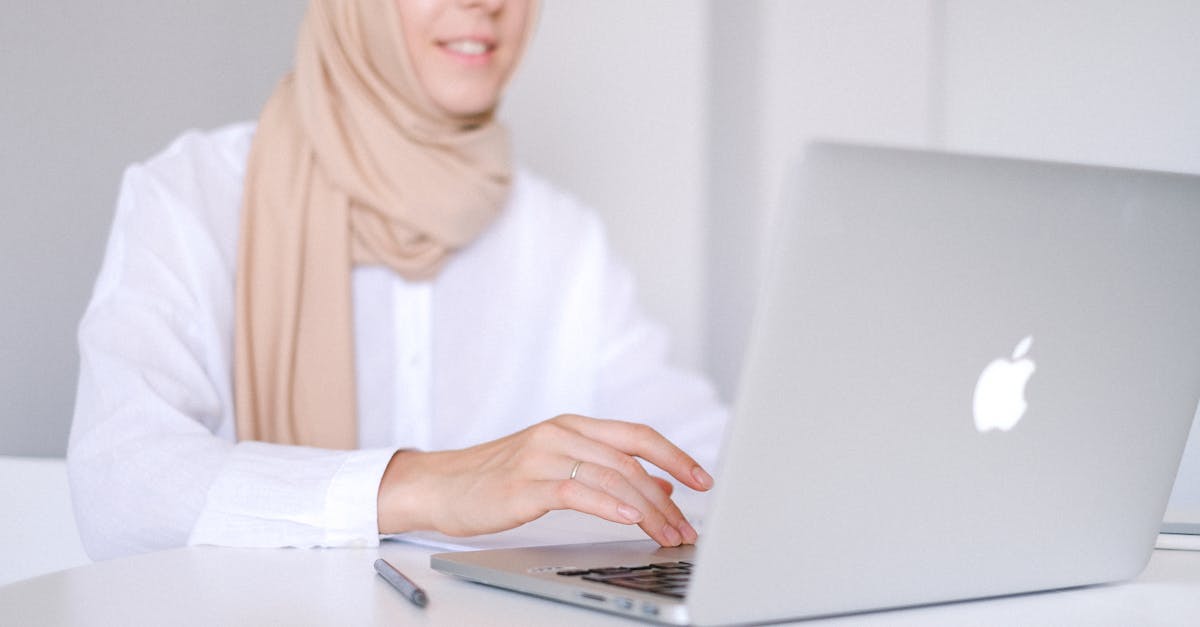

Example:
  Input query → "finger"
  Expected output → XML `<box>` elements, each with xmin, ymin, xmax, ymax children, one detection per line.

<box><xmin>636</xmin><ymin>475</ymin><xmax>697</xmax><ymax>544</ymax></box>
<box><xmin>537</xmin><ymin>478</ymin><xmax>645</xmax><ymax>526</ymax></box>
<box><xmin>569</xmin><ymin>461</ymin><xmax>687</xmax><ymax>547</ymax></box>
<box><xmin>639</xmin><ymin>479</ymin><xmax>697</xmax><ymax>544</ymax></box>
<box><xmin>579</xmin><ymin>449</ymin><xmax>697</xmax><ymax>545</ymax></box>
<box><xmin>553</xmin><ymin>415</ymin><xmax>714</xmax><ymax>492</ymax></box>
<box><xmin>547</xmin><ymin>432</ymin><xmax>697</xmax><ymax>544</ymax></box>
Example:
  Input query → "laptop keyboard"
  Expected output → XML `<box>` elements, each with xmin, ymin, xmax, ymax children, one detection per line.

<box><xmin>555</xmin><ymin>561</ymin><xmax>692</xmax><ymax>598</ymax></box>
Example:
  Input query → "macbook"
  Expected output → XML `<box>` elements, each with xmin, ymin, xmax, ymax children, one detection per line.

<box><xmin>432</xmin><ymin>143</ymin><xmax>1200</xmax><ymax>625</ymax></box>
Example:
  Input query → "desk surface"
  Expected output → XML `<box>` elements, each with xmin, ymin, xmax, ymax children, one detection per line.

<box><xmin>3</xmin><ymin>541</ymin><xmax>1199</xmax><ymax>626</ymax></box>
<box><xmin>0</xmin><ymin>533</ymin><xmax>1195</xmax><ymax>619</ymax></box>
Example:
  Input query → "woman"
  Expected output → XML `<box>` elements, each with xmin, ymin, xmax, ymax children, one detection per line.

<box><xmin>69</xmin><ymin>0</ymin><xmax>726</xmax><ymax>560</ymax></box>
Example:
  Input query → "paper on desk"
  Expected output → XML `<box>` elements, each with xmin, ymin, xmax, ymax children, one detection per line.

<box><xmin>385</xmin><ymin>510</ymin><xmax>644</xmax><ymax>551</ymax></box>
<box><xmin>1156</xmin><ymin>533</ymin><xmax>1200</xmax><ymax>551</ymax></box>
<box><xmin>1159</xmin><ymin>507</ymin><xmax>1200</xmax><ymax>550</ymax></box>
<box><xmin>386</xmin><ymin>491</ymin><xmax>709</xmax><ymax>552</ymax></box>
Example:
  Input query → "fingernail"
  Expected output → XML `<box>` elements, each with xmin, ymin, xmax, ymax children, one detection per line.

<box><xmin>679</xmin><ymin>520</ymin><xmax>699</xmax><ymax>544</ymax></box>
<box><xmin>662</xmin><ymin>524</ymin><xmax>683</xmax><ymax>546</ymax></box>
<box><xmin>618</xmin><ymin>505</ymin><xmax>643</xmax><ymax>523</ymax></box>
<box><xmin>692</xmin><ymin>466</ymin><xmax>713</xmax><ymax>489</ymax></box>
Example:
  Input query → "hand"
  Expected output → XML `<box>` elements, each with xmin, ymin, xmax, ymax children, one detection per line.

<box><xmin>376</xmin><ymin>414</ymin><xmax>713</xmax><ymax>547</ymax></box>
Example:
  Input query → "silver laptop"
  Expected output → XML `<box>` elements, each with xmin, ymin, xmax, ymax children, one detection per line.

<box><xmin>432</xmin><ymin>143</ymin><xmax>1200</xmax><ymax>625</ymax></box>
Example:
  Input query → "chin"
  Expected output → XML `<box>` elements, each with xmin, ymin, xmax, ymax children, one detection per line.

<box><xmin>429</xmin><ymin>85</ymin><xmax>503</xmax><ymax>119</ymax></box>
<box><xmin>443</xmin><ymin>101</ymin><xmax>499</xmax><ymax>119</ymax></box>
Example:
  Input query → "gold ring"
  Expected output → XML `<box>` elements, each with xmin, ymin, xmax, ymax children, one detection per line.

<box><xmin>569</xmin><ymin>460</ymin><xmax>583</xmax><ymax>480</ymax></box>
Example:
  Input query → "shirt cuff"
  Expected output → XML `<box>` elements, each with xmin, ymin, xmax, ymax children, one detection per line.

<box><xmin>187</xmin><ymin>442</ymin><xmax>396</xmax><ymax>549</ymax></box>
<box><xmin>323</xmin><ymin>447</ymin><xmax>397</xmax><ymax>547</ymax></box>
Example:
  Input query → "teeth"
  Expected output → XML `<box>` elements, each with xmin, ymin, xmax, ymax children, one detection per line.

<box><xmin>445</xmin><ymin>40</ymin><xmax>488</xmax><ymax>55</ymax></box>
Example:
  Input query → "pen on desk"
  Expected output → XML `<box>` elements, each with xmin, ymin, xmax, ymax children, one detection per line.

<box><xmin>373</xmin><ymin>558</ymin><xmax>429</xmax><ymax>608</ymax></box>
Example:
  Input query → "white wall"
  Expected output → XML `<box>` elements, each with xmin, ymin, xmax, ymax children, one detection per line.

<box><xmin>941</xmin><ymin>0</ymin><xmax>1200</xmax><ymax>174</ymax></box>
<box><xmin>502</xmin><ymin>1</ymin><xmax>710</xmax><ymax>370</ymax></box>
<box><xmin>707</xmin><ymin>0</ymin><xmax>936</xmax><ymax>399</ymax></box>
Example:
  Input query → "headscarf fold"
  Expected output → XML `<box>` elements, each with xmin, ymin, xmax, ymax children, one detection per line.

<box><xmin>234</xmin><ymin>0</ymin><xmax>530</xmax><ymax>448</ymax></box>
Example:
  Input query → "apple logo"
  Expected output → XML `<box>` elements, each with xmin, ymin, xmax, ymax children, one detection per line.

<box><xmin>973</xmin><ymin>335</ymin><xmax>1037</xmax><ymax>432</ymax></box>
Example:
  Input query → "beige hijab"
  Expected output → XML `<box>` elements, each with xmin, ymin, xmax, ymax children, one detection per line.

<box><xmin>235</xmin><ymin>0</ymin><xmax>531</xmax><ymax>448</ymax></box>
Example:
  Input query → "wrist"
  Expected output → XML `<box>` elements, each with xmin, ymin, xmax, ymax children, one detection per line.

<box><xmin>377</xmin><ymin>449</ymin><xmax>436</xmax><ymax>534</ymax></box>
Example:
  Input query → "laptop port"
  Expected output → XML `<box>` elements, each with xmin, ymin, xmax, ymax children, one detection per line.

<box><xmin>580</xmin><ymin>593</ymin><xmax>605</xmax><ymax>603</ymax></box>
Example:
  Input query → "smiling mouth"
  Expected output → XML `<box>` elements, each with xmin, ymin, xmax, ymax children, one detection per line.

<box><xmin>440</xmin><ymin>39</ymin><xmax>494</xmax><ymax>57</ymax></box>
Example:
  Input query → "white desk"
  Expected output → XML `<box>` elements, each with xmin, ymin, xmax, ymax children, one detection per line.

<box><xmin>3</xmin><ymin>540</ymin><xmax>1200</xmax><ymax>626</ymax></box>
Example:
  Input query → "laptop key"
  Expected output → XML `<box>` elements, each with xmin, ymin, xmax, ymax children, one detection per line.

<box><xmin>582</xmin><ymin>574</ymin><xmax>637</xmax><ymax>583</ymax></box>
<box><xmin>605</xmin><ymin>580</ymin><xmax>661</xmax><ymax>592</ymax></box>
<box><xmin>588</xmin><ymin>567</ymin><xmax>633</xmax><ymax>575</ymax></box>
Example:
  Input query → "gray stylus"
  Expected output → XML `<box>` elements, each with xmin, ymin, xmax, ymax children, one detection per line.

<box><xmin>374</xmin><ymin>558</ymin><xmax>429</xmax><ymax>608</ymax></box>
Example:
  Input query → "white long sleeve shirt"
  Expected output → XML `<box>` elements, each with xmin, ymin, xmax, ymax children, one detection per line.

<box><xmin>68</xmin><ymin>123</ymin><xmax>728</xmax><ymax>561</ymax></box>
